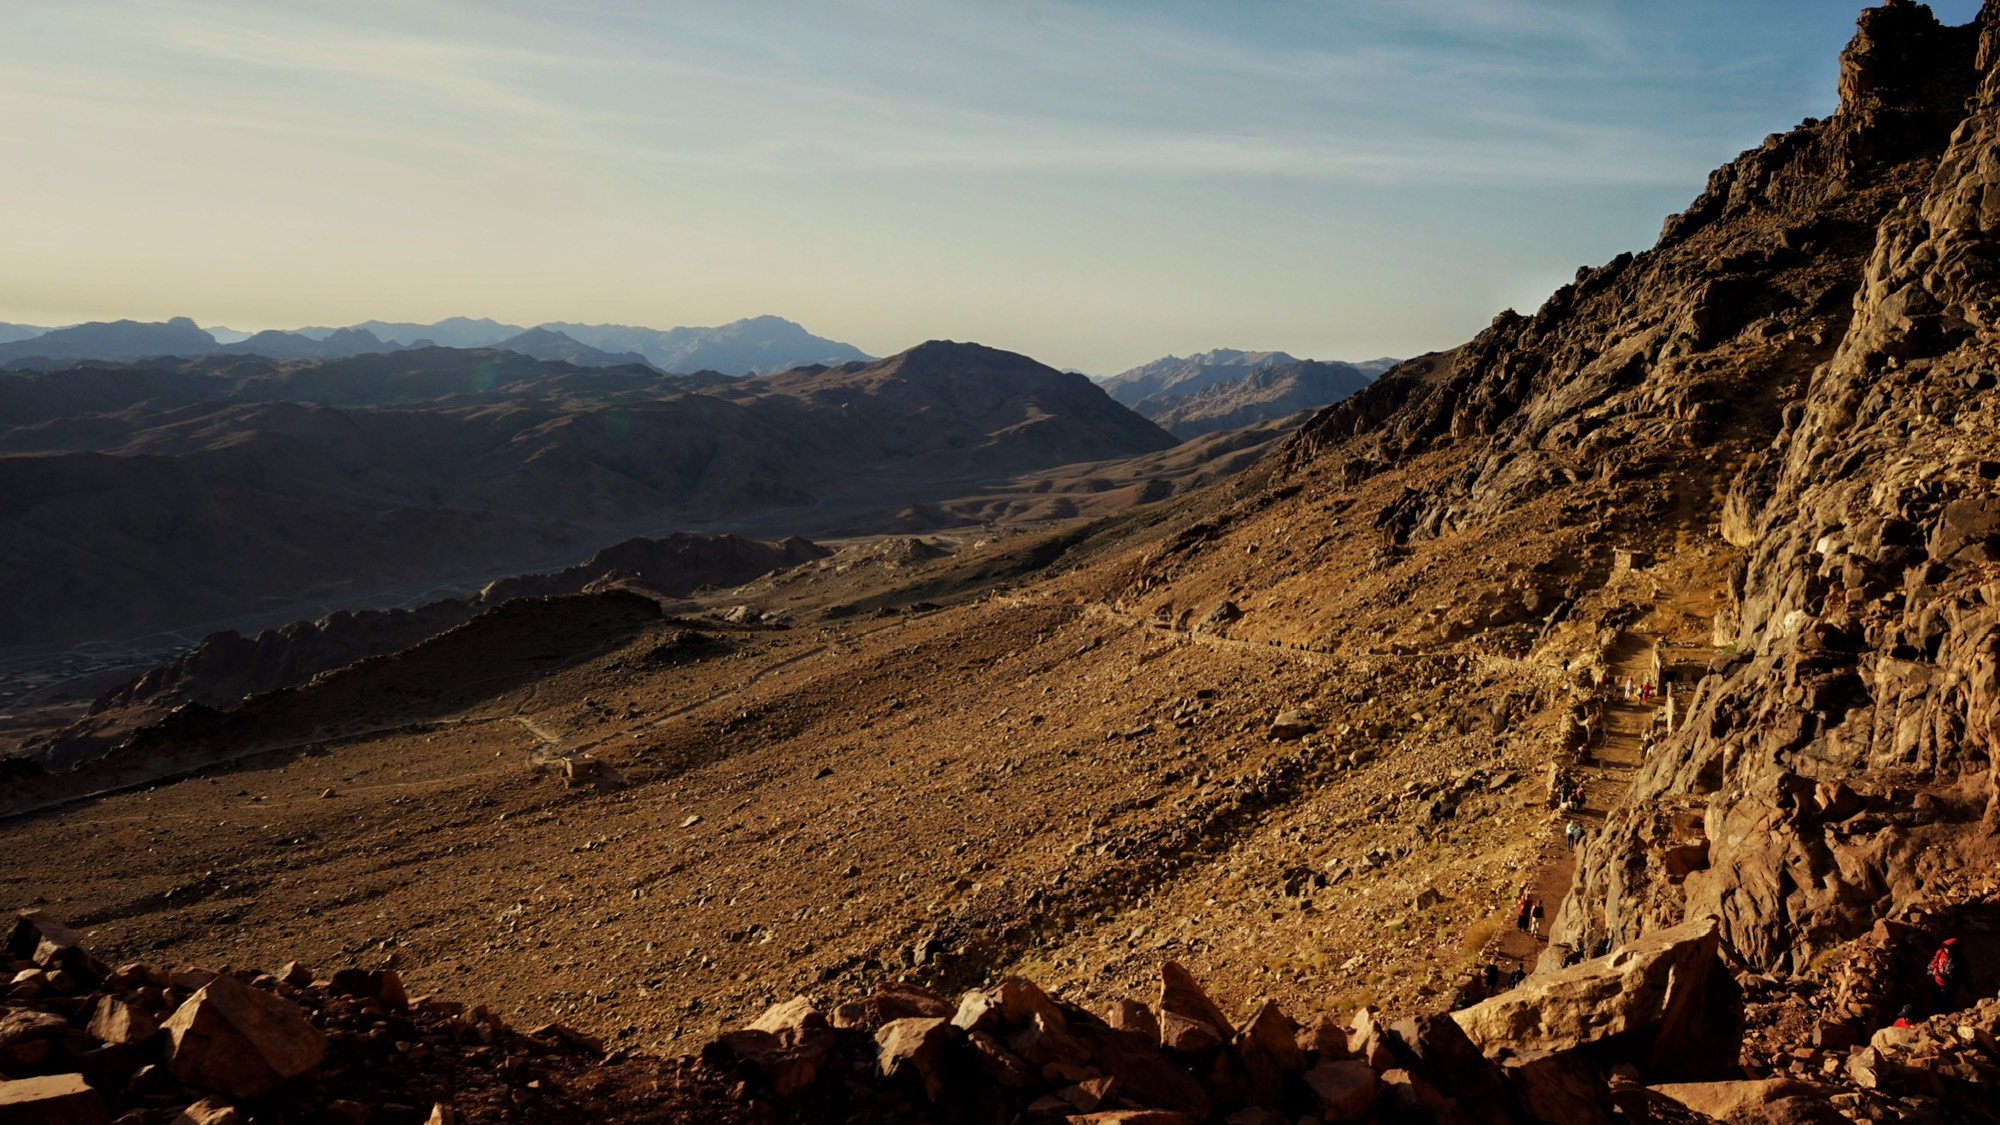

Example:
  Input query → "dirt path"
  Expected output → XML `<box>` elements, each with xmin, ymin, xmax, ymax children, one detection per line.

<box><xmin>1486</xmin><ymin>631</ymin><xmax>1660</xmax><ymax>977</ymax></box>
<box><xmin>1081</xmin><ymin>601</ymin><xmax>1561</xmax><ymax>685</ymax></box>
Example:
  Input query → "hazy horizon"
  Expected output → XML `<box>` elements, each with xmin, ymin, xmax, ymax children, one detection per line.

<box><xmin>3</xmin><ymin>0</ymin><xmax>1980</xmax><ymax>373</ymax></box>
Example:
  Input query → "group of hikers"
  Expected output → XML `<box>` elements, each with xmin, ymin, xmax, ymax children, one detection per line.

<box><xmin>1450</xmin><ymin>960</ymin><xmax>1531</xmax><ymax>1010</ymax></box>
<box><xmin>1620</xmin><ymin>674</ymin><xmax>1660</xmax><ymax>704</ymax></box>
<box><xmin>1513</xmin><ymin>888</ymin><xmax>1546</xmax><ymax>939</ymax></box>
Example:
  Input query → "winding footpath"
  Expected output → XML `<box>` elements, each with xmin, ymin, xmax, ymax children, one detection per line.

<box><xmin>1486</xmin><ymin>632</ymin><xmax>1661</xmax><ymax>975</ymax></box>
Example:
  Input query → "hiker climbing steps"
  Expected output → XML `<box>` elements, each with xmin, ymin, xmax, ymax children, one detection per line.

<box><xmin>1475</xmin><ymin>630</ymin><xmax>1672</xmax><ymax>988</ymax></box>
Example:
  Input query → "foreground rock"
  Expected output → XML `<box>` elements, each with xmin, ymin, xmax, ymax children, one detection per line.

<box><xmin>0</xmin><ymin>1074</ymin><xmax>111</xmax><ymax>1125</ymax></box>
<box><xmin>699</xmin><ymin>945</ymin><xmax>1749</xmax><ymax>1123</ymax></box>
<box><xmin>0</xmin><ymin>912</ymin><xmax>757</xmax><ymax>1124</ymax></box>
<box><xmin>1452</xmin><ymin>916</ymin><xmax>1741</xmax><ymax>1080</ymax></box>
<box><xmin>1649</xmin><ymin>1077</ymin><xmax>1839</xmax><ymax>1124</ymax></box>
<box><xmin>161</xmin><ymin>973</ymin><xmax>328</xmax><ymax>1099</ymax></box>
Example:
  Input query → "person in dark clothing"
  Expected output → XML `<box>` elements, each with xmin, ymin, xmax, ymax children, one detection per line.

<box><xmin>1931</xmin><ymin>938</ymin><xmax>1966</xmax><ymax>1011</ymax></box>
<box><xmin>1507</xmin><ymin>965</ymin><xmax>1527</xmax><ymax>988</ymax></box>
<box><xmin>1482</xmin><ymin>963</ymin><xmax>1501</xmax><ymax>991</ymax></box>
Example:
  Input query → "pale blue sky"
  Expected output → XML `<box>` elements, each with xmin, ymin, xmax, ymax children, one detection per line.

<box><xmin>0</xmin><ymin>1</ymin><xmax>1981</xmax><ymax>372</ymax></box>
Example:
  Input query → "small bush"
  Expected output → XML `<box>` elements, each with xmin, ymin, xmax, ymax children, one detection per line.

<box><xmin>1461</xmin><ymin>917</ymin><xmax>1502</xmax><ymax>953</ymax></box>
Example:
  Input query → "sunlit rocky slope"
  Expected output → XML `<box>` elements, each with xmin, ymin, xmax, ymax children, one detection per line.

<box><xmin>5</xmin><ymin>3</ymin><xmax>2000</xmax><ymax>1123</ymax></box>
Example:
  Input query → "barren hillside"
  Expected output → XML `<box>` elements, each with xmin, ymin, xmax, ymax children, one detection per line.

<box><xmin>5</xmin><ymin>3</ymin><xmax>2000</xmax><ymax>1124</ymax></box>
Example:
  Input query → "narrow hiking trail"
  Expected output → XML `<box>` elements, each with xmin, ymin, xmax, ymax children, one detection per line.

<box><xmin>1486</xmin><ymin>631</ymin><xmax>1662</xmax><ymax>977</ymax></box>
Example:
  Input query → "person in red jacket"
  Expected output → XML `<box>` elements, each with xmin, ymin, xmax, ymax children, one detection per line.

<box><xmin>1931</xmin><ymin>938</ymin><xmax>1966</xmax><ymax>1011</ymax></box>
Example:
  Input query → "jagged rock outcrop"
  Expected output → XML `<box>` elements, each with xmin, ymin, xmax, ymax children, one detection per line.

<box><xmin>1567</xmin><ymin>0</ymin><xmax>2000</xmax><ymax>976</ymax></box>
<box><xmin>1268</xmin><ymin>0</ymin><xmax>2000</xmax><ymax>991</ymax></box>
<box><xmin>1451</xmin><ymin>917</ymin><xmax>1741</xmax><ymax>1081</ymax></box>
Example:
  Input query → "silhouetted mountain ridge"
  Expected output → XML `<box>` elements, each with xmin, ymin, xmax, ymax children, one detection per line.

<box><xmin>0</xmin><ymin>317</ymin><xmax>217</xmax><ymax>365</ymax></box>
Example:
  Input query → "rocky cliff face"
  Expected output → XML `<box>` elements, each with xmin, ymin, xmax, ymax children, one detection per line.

<box><xmin>1280</xmin><ymin>0</ymin><xmax>2000</xmax><ymax>979</ymax></box>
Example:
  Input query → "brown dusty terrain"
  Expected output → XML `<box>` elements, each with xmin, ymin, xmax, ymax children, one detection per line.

<box><xmin>12</xmin><ymin>5</ymin><xmax>2000</xmax><ymax>1123</ymax></box>
<box><xmin>0</xmin><ymin>447</ymin><xmax>1703</xmax><ymax>1061</ymax></box>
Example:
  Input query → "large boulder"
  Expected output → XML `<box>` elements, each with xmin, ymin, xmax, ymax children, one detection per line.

<box><xmin>0</xmin><ymin>1009</ymin><xmax>71</xmax><ymax>1070</ymax></box>
<box><xmin>8</xmin><ymin>914</ymin><xmax>84</xmax><ymax>968</ymax></box>
<box><xmin>161</xmin><ymin>973</ymin><xmax>328</xmax><ymax>1100</ymax></box>
<box><xmin>1296</xmin><ymin>1012</ymin><xmax>1350</xmax><ymax>1058</ymax></box>
<box><xmin>87</xmin><ymin>996</ymin><xmax>159</xmax><ymax>1047</ymax></box>
<box><xmin>1928</xmin><ymin>495</ymin><xmax>2000</xmax><ymax>562</ymax></box>
<box><xmin>702</xmin><ymin>995</ymin><xmax>837</xmax><ymax>1096</ymax></box>
<box><xmin>1108</xmin><ymin>999</ymin><xmax>1160</xmax><ymax>1042</ymax></box>
<box><xmin>1071</xmin><ymin>1022</ymin><xmax>1210</xmax><ymax>1119</ymax></box>
<box><xmin>1303</xmin><ymin>1059</ymin><xmax>1376</xmax><ymax>1122</ymax></box>
<box><xmin>1450</xmin><ymin>917</ymin><xmax>1740</xmax><ymax>1080</ymax></box>
<box><xmin>1234</xmin><ymin>1000</ymin><xmax>1305</xmax><ymax>1106</ymax></box>
<box><xmin>839</xmin><ymin>982</ymin><xmax>953</xmax><ymax>1030</ymax></box>
<box><xmin>965</xmin><ymin>1030</ymin><xmax>1039</xmax><ymax>1088</ymax></box>
<box><xmin>874</xmin><ymin>1016</ymin><xmax>955</xmax><ymax>1100</ymax></box>
<box><xmin>1157</xmin><ymin>962</ymin><xmax>1233</xmax><ymax>1053</ymax></box>
<box><xmin>5</xmin><ymin>914</ymin><xmax>102</xmax><ymax>983</ymax></box>
<box><xmin>0</xmin><ymin>1074</ymin><xmax>112</xmax><ymax>1125</ymax></box>
<box><xmin>1388</xmin><ymin>1013</ymin><xmax>1513</xmax><ymax>1125</ymax></box>
<box><xmin>1649</xmin><ymin>1078</ymin><xmax>1844</xmax><ymax>1124</ymax></box>
<box><xmin>953</xmin><ymin>977</ymin><xmax>1065</xmax><ymax>1033</ymax></box>
<box><xmin>1501</xmin><ymin>1050</ymin><xmax>1614</xmax><ymax>1125</ymax></box>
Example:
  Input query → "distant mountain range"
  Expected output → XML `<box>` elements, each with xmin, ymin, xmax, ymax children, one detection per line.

<box><xmin>0</xmin><ymin>315</ymin><xmax>870</xmax><ymax>376</ymax></box>
<box><xmin>0</xmin><ymin>317</ymin><xmax>219</xmax><ymax>365</ymax></box>
<box><xmin>545</xmin><ymin>316</ymin><xmax>872</xmax><ymax>374</ymax></box>
<box><xmin>0</xmin><ymin>340</ymin><xmax>1175</xmax><ymax>646</ymax></box>
<box><xmin>291</xmin><ymin>313</ymin><xmax>872</xmax><ymax>373</ymax></box>
<box><xmin>1100</xmin><ymin>348</ymin><xmax>1395</xmax><ymax>438</ymax></box>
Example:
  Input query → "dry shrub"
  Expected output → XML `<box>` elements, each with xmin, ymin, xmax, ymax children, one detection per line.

<box><xmin>1460</xmin><ymin>917</ymin><xmax>1502</xmax><ymax>953</ymax></box>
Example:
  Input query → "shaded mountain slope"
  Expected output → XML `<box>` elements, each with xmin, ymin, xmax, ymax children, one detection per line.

<box><xmin>0</xmin><ymin>342</ymin><xmax>1171</xmax><ymax>647</ymax></box>
<box><xmin>7</xmin><ymin>533</ymin><xmax>833</xmax><ymax>772</ymax></box>
<box><xmin>1101</xmin><ymin>348</ymin><xmax>1304</xmax><ymax>403</ymax></box>
<box><xmin>1135</xmin><ymin>360</ymin><xmax>1377</xmax><ymax>439</ymax></box>
<box><xmin>493</xmin><ymin>327</ymin><xmax>656</xmax><ymax>369</ymax></box>
<box><xmin>737</xmin><ymin>340</ymin><xmax>1177</xmax><ymax>477</ymax></box>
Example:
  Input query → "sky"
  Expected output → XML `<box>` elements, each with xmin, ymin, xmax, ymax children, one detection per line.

<box><xmin>0</xmin><ymin>0</ymin><xmax>1985</xmax><ymax>374</ymax></box>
